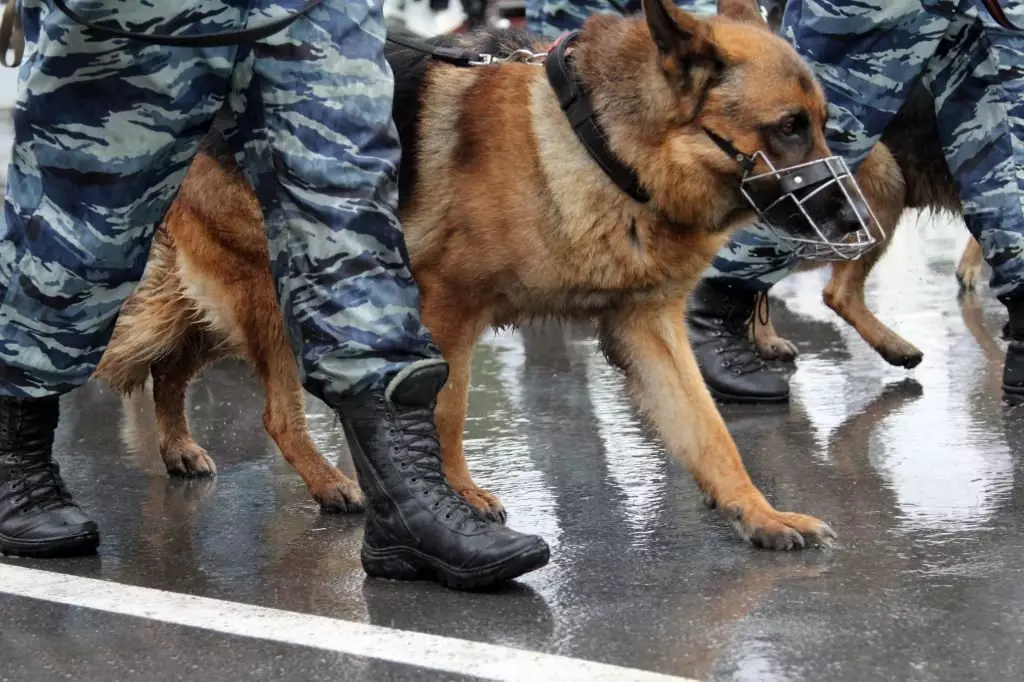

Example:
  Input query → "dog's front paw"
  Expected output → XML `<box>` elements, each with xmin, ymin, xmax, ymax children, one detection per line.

<box><xmin>162</xmin><ymin>441</ymin><xmax>217</xmax><ymax>477</ymax></box>
<box><xmin>756</xmin><ymin>334</ymin><xmax>799</xmax><ymax>362</ymax></box>
<box><xmin>312</xmin><ymin>471</ymin><xmax>365</xmax><ymax>514</ymax></box>
<box><xmin>458</xmin><ymin>486</ymin><xmax>507</xmax><ymax>524</ymax></box>
<box><xmin>726</xmin><ymin>502</ymin><xmax>835</xmax><ymax>550</ymax></box>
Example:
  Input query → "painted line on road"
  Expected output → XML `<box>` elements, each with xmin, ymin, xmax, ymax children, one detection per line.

<box><xmin>0</xmin><ymin>564</ymin><xmax>699</xmax><ymax>682</ymax></box>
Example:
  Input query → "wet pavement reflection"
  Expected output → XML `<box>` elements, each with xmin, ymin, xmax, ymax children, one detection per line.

<box><xmin>3</xmin><ymin>213</ymin><xmax>1023</xmax><ymax>681</ymax></box>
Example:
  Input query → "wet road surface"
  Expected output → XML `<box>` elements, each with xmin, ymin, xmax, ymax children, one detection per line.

<box><xmin>1</xmin><ymin>213</ymin><xmax>1022</xmax><ymax>681</ymax></box>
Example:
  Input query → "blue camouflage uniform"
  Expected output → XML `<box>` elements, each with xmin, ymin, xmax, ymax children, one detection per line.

<box><xmin>527</xmin><ymin>0</ymin><xmax>1024</xmax><ymax>306</ymax></box>
<box><xmin>0</xmin><ymin>0</ymin><xmax>440</xmax><ymax>405</ymax></box>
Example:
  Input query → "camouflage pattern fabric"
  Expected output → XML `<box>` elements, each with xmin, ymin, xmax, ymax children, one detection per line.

<box><xmin>784</xmin><ymin>0</ymin><xmax>1024</xmax><ymax>305</ymax></box>
<box><xmin>526</xmin><ymin>0</ymin><xmax>717</xmax><ymax>40</ymax></box>
<box><xmin>0</xmin><ymin>0</ymin><xmax>439</xmax><ymax>402</ymax></box>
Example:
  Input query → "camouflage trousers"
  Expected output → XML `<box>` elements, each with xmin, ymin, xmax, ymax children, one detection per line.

<box><xmin>784</xmin><ymin>0</ymin><xmax>1024</xmax><ymax>304</ymax></box>
<box><xmin>0</xmin><ymin>0</ymin><xmax>440</xmax><ymax>401</ymax></box>
<box><xmin>528</xmin><ymin>0</ymin><xmax>1024</xmax><ymax>303</ymax></box>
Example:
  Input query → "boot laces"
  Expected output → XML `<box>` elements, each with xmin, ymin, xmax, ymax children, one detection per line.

<box><xmin>1</xmin><ymin>451</ymin><xmax>74</xmax><ymax>514</ymax></box>
<box><xmin>392</xmin><ymin>405</ymin><xmax>487</xmax><ymax>532</ymax></box>
<box><xmin>714</xmin><ymin>292</ymin><xmax>771</xmax><ymax>376</ymax></box>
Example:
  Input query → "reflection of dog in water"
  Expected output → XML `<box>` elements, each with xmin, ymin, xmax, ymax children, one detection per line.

<box><xmin>97</xmin><ymin>0</ymin><xmax>859</xmax><ymax>549</ymax></box>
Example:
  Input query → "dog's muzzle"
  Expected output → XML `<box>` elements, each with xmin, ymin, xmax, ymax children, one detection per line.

<box><xmin>740</xmin><ymin>153</ymin><xmax>884</xmax><ymax>262</ymax></box>
<box><xmin>703</xmin><ymin>127</ymin><xmax>883</xmax><ymax>262</ymax></box>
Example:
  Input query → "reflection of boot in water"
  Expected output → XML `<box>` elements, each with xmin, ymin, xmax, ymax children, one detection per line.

<box><xmin>360</xmin><ymin>576</ymin><xmax>555</xmax><ymax>644</ymax></box>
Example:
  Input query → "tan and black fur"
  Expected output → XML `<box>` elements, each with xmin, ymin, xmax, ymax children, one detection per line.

<box><xmin>96</xmin><ymin>0</ymin><xmax>860</xmax><ymax>549</ymax></box>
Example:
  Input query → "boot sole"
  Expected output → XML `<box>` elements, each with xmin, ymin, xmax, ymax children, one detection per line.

<box><xmin>1004</xmin><ymin>384</ymin><xmax>1024</xmax><ymax>404</ymax></box>
<box><xmin>362</xmin><ymin>542</ymin><xmax>550</xmax><ymax>591</ymax></box>
<box><xmin>709</xmin><ymin>387</ymin><xmax>789</xmax><ymax>404</ymax></box>
<box><xmin>0</xmin><ymin>530</ymin><xmax>100</xmax><ymax>558</ymax></box>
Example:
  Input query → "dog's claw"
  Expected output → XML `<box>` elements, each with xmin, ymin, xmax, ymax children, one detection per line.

<box><xmin>163</xmin><ymin>441</ymin><xmax>217</xmax><ymax>478</ymax></box>
<box><xmin>725</xmin><ymin>502</ymin><xmax>835</xmax><ymax>551</ymax></box>
<box><xmin>458</xmin><ymin>487</ymin><xmax>507</xmax><ymax>524</ymax></box>
<box><xmin>756</xmin><ymin>335</ymin><xmax>799</xmax><ymax>362</ymax></box>
<box><xmin>314</xmin><ymin>475</ymin><xmax>365</xmax><ymax>514</ymax></box>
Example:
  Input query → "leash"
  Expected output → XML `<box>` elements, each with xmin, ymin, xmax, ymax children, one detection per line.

<box><xmin>0</xmin><ymin>0</ymin><xmax>323</xmax><ymax>65</ymax></box>
<box><xmin>977</xmin><ymin>0</ymin><xmax>1024</xmax><ymax>31</ymax></box>
<box><xmin>384</xmin><ymin>31</ymin><xmax>546</xmax><ymax>67</ymax></box>
<box><xmin>0</xmin><ymin>1</ymin><xmax>22</xmax><ymax>67</ymax></box>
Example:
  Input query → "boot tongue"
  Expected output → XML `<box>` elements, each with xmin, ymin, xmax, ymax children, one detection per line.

<box><xmin>386</xmin><ymin>361</ymin><xmax>450</xmax><ymax>408</ymax></box>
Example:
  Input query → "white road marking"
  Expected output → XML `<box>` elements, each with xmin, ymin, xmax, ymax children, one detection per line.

<box><xmin>0</xmin><ymin>564</ymin><xmax>699</xmax><ymax>682</ymax></box>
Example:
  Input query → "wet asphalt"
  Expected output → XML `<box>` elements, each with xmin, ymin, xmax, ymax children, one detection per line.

<box><xmin>0</xmin><ymin>206</ymin><xmax>1022</xmax><ymax>680</ymax></box>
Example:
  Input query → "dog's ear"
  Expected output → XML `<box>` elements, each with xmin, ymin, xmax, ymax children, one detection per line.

<box><xmin>642</xmin><ymin>0</ymin><xmax>723</xmax><ymax>119</ymax></box>
<box><xmin>717</xmin><ymin>0</ymin><xmax>772</xmax><ymax>30</ymax></box>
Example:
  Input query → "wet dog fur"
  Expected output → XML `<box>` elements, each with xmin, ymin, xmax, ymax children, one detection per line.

<box><xmin>96</xmin><ymin>0</ymin><xmax>854</xmax><ymax>549</ymax></box>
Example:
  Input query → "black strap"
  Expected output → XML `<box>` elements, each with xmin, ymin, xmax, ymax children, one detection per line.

<box><xmin>702</xmin><ymin>126</ymin><xmax>757</xmax><ymax>173</ymax></box>
<box><xmin>544</xmin><ymin>31</ymin><xmax>649</xmax><ymax>204</ymax></box>
<box><xmin>384</xmin><ymin>32</ymin><xmax>490</xmax><ymax>67</ymax></box>
<box><xmin>51</xmin><ymin>0</ymin><xmax>322</xmax><ymax>47</ymax></box>
<box><xmin>978</xmin><ymin>0</ymin><xmax>1024</xmax><ymax>31</ymax></box>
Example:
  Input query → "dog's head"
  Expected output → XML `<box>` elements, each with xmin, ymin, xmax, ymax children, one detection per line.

<box><xmin>594</xmin><ymin>0</ymin><xmax>876</xmax><ymax>258</ymax></box>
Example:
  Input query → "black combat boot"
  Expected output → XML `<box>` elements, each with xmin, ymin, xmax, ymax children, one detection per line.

<box><xmin>336</xmin><ymin>360</ymin><xmax>550</xmax><ymax>591</ymax></box>
<box><xmin>0</xmin><ymin>395</ymin><xmax>99</xmax><ymax>557</ymax></box>
<box><xmin>1004</xmin><ymin>301</ymin><xmax>1024</xmax><ymax>401</ymax></box>
<box><xmin>687</xmin><ymin>279</ymin><xmax>790</xmax><ymax>403</ymax></box>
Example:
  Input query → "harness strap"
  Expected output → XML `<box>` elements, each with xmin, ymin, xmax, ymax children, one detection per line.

<box><xmin>544</xmin><ymin>31</ymin><xmax>649</xmax><ymax>204</ymax></box>
<box><xmin>702</xmin><ymin>127</ymin><xmax>756</xmax><ymax>173</ymax></box>
<box><xmin>978</xmin><ymin>0</ymin><xmax>1024</xmax><ymax>31</ymax></box>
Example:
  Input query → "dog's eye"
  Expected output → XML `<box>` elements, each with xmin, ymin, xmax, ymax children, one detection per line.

<box><xmin>777</xmin><ymin>113</ymin><xmax>807</xmax><ymax>138</ymax></box>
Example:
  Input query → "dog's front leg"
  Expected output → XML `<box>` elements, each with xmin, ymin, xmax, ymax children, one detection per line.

<box><xmin>599</xmin><ymin>303</ymin><xmax>835</xmax><ymax>550</ymax></box>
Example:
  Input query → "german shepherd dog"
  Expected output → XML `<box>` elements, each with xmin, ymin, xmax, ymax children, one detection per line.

<box><xmin>750</xmin><ymin>0</ymin><xmax>969</xmax><ymax>368</ymax></box>
<box><xmin>95</xmin><ymin>0</ymin><xmax>881</xmax><ymax>549</ymax></box>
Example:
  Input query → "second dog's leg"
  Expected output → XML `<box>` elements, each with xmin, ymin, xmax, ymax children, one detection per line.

<box><xmin>600</xmin><ymin>303</ymin><xmax>835</xmax><ymax>549</ymax></box>
<box><xmin>824</xmin><ymin>254</ymin><xmax>924</xmax><ymax>368</ymax></box>
<box><xmin>956</xmin><ymin>238</ymin><xmax>984</xmax><ymax>292</ymax></box>
<box><xmin>751</xmin><ymin>292</ymin><xmax>799</xmax><ymax>361</ymax></box>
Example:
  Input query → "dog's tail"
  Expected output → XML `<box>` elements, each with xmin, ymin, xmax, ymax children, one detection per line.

<box><xmin>881</xmin><ymin>79</ymin><xmax>963</xmax><ymax>216</ymax></box>
<box><xmin>94</xmin><ymin>227</ymin><xmax>197</xmax><ymax>395</ymax></box>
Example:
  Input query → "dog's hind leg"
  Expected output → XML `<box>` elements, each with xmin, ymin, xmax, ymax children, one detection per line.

<box><xmin>419</xmin><ymin>289</ymin><xmax>506</xmax><ymax>522</ymax></box>
<box><xmin>599</xmin><ymin>302</ymin><xmax>835</xmax><ymax>550</ymax></box>
<box><xmin>956</xmin><ymin>238</ymin><xmax>984</xmax><ymax>292</ymax></box>
<box><xmin>151</xmin><ymin>328</ymin><xmax>224</xmax><ymax>477</ymax></box>
<box><xmin>236</xmin><ymin>295</ymin><xmax>365</xmax><ymax>514</ymax></box>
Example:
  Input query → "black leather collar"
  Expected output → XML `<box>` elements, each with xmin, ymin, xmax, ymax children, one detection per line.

<box><xmin>544</xmin><ymin>31</ymin><xmax>650</xmax><ymax>204</ymax></box>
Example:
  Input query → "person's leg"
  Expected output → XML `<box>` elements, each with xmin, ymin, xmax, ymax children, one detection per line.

<box><xmin>923</xmin><ymin>3</ymin><xmax>1024</xmax><ymax>399</ymax></box>
<box><xmin>0</xmin><ymin>0</ymin><xmax>238</xmax><ymax>556</ymax></box>
<box><xmin>235</xmin><ymin>0</ymin><xmax>548</xmax><ymax>589</ymax></box>
<box><xmin>526</xmin><ymin>0</ymin><xmax>716</xmax><ymax>41</ymax></box>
